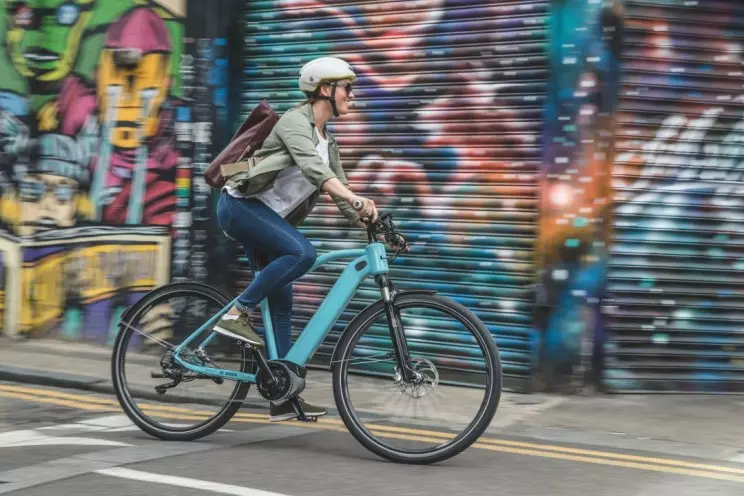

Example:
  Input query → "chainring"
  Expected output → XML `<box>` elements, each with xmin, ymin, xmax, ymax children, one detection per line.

<box><xmin>256</xmin><ymin>361</ymin><xmax>303</xmax><ymax>402</ymax></box>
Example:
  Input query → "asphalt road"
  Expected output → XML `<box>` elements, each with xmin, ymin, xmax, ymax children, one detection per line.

<box><xmin>1</xmin><ymin>381</ymin><xmax>743</xmax><ymax>496</ymax></box>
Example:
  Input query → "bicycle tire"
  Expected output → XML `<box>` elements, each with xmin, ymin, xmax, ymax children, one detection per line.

<box><xmin>332</xmin><ymin>292</ymin><xmax>502</xmax><ymax>464</ymax></box>
<box><xmin>111</xmin><ymin>282</ymin><xmax>252</xmax><ymax>441</ymax></box>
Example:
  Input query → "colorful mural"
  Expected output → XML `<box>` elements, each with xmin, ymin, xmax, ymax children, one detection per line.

<box><xmin>602</xmin><ymin>0</ymin><xmax>744</xmax><ymax>392</ymax></box>
<box><xmin>0</xmin><ymin>226</ymin><xmax>170</xmax><ymax>342</ymax></box>
<box><xmin>3</xmin><ymin>0</ymin><xmax>739</xmax><ymax>394</ymax></box>
<box><xmin>0</xmin><ymin>0</ymin><xmax>225</xmax><ymax>342</ymax></box>
<box><xmin>241</xmin><ymin>0</ymin><xmax>549</xmax><ymax>391</ymax></box>
<box><xmin>535</xmin><ymin>0</ymin><xmax>623</xmax><ymax>392</ymax></box>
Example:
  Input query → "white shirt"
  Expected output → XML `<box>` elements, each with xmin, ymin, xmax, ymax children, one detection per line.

<box><xmin>226</xmin><ymin>128</ymin><xmax>330</xmax><ymax>218</ymax></box>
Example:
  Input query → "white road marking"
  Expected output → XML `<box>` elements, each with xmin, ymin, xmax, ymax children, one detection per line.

<box><xmin>40</xmin><ymin>414</ymin><xmax>134</xmax><ymax>432</ymax></box>
<box><xmin>97</xmin><ymin>467</ymin><xmax>292</xmax><ymax>496</ymax></box>
<box><xmin>0</xmin><ymin>429</ymin><xmax>131</xmax><ymax>448</ymax></box>
<box><xmin>38</xmin><ymin>415</ymin><xmax>235</xmax><ymax>434</ymax></box>
<box><xmin>81</xmin><ymin>414</ymin><xmax>137</xmax><ymax>429</ymax></box>
<box><xmin>39</xmin><ymin>423</ymin><xmax>102</xmax><ymax>431</ymax></box>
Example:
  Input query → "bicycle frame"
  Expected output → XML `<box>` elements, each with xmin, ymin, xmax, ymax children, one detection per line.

<box><xmin>172</xmin><ymin>242</ymin><xmax>389</xmax><ymax>382</ymax></box>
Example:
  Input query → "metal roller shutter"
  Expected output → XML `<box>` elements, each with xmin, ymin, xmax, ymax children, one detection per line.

<box><xmin>604</xmin><ymin>0</ymin><xmax>744</xmax><ymax>392</ymax></box>
<box><xmin>239</xmin><ymin>0</ymin><xmax>548</xmax><ymax>391</ymax></box>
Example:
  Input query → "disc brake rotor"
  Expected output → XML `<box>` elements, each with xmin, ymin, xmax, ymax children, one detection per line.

<box><xmin>394</xmin><ymin>358</ymin><xmax>439</xmax><ymax>398</ymax></box>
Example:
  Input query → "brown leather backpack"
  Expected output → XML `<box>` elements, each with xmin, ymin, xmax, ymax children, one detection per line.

<box><xmin>203</xmin><ymin>99</ymin><xmax>280</xmax><ymax>189</ymax></box>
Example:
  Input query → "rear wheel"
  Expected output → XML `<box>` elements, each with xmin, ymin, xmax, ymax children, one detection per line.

<box><xmin>332</xmin><ymin>292</ymin><xmax>502</xmax><ymax>464</ymax></box>
<box><xmin>111</xmin><ymin>282</ymin><xmax>254</xmax><ymax>441</ymax></box>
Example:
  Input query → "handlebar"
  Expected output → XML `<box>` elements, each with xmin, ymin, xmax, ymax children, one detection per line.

<box><xmin>360</xmin><ymin>212</ymin><xmax>409</xmax><ymax>254</ymax></box>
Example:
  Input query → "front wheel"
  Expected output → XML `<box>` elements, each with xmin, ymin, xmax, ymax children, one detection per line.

<box><xmin>332</xmin><ymin>293</ymin><xmax>502</xmax><ymax>464</ymax></box>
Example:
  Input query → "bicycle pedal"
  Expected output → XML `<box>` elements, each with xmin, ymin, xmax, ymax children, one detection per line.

<box><xmin>288</xmin><ymin>397</ymin><xmax>310</xmax><ymax>422</ymax></box>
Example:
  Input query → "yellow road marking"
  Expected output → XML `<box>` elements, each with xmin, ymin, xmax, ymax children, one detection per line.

<box><xmin>0</xmin><ymin>390</ymin><xmax>117</xmax><ymax>413</ymax></box>
<box><xmin>2</xmin><ymin>384</ymin><xmax>743</xmax><ymax>483</ymax></box>
<box><xmin>0</xmin><ymin>384</ymin><xmax>270</xmax><ymax>419</ymax></box>
<box><xmin>364</xmin><ymin>423</ymin><xmax>744</xmax><ymax>476</ymax></box>
<box><xmin>0</xmin><ymin>384</ymin><xmax>120</xmax><ymax>406</ymax></box>
<box><xmin>472</xmin><ymin>443</ymin><xmax>744</xmax><ymax>484</ymax></box>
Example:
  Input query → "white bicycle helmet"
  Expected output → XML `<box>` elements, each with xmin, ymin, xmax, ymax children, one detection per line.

<box><xmin>299</xmin><ymin>56</ymin><xmax>355</xmax><ymax>116</ymax></box>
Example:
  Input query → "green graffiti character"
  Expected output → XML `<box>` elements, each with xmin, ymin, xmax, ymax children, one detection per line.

<box><xmin>5</xmin><ymin>0</ymin><xmax>96</xmax><ymax>90</ymax></box>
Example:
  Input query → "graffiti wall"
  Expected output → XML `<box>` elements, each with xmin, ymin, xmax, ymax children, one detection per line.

<box><xmin>241</xmin><ymin>0</ymin><xmax>549</xmax><ymax>391</ymax></box>
<box><xmin>0</xmin><ymin>226</ymin><xmax>170</xmax><ymax>341</ymax></box>
<box><xmin>534</xmin><ymin>0</ymin><xmax>623</xmax><ymax>391</ymax></box>
<box><xmin>602</xmin><ymin>0</ymin><xmax>744</xmax><ymax>392</ymax></box>
<box><xmin>0</xmin><ymin>0</ymin><xmax>229</xmax><ymax>342</ymax></box>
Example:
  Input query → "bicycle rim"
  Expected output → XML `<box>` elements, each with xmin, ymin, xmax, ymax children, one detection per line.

<box><xmin>112</xmin><ymin>284</ymin><xmax>253</xmax><ymax>440</ymax></box>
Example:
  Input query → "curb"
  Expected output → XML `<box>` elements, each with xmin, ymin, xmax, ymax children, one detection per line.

<box><xmin>0</xmin><ymin>365</ymin><xmax>294</xmax><ymax>412</ymax></box>
<box><xmin>0</xmin><ymin>365</ymin><xmax>107</xmax><ymax>391</ymax></box>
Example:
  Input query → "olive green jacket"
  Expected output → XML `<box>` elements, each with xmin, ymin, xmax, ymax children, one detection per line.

<box><xmin>222</xmin><ymin>102</ymin><xmax>360</xmax><ymax>226</ymax></box>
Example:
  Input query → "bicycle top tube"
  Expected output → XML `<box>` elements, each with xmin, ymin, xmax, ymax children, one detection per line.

<box><xmin>310</xmin><ymin>248</ymin><xmax>368</xmax><ymax>272</ymax></box>
<box><xmin>254</xmin><ymin>243</ymin><xmax>388</xmax><ymax>278</ymax></box>
<box><xmin>302</xmin><ymin>210</ymin><xmax>407</xmax><ymax>274</ymax></box>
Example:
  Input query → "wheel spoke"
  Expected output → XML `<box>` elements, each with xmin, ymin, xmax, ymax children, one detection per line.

<box><xmin>118</xmin><ymin>319</ymin><xmax>175</xmax><ymax>351</ymax></box>
<box><xmin>111</xmin><ymin>284</ymin><xmax>253</xmax><ymax>441</ymax></box>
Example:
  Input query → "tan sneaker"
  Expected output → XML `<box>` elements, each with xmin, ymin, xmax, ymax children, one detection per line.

<box><xmin>213</xmin><ymin>313</ymin><xmax>265</xmax><ymax>348</ymax></box>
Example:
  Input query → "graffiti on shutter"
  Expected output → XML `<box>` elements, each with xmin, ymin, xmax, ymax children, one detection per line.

<box><xmin>240</xmin><ymin>1</ymin><xmax>549</xmax><ymax>391</ymax></box>
<box><xmin>604</xmin><ymin>0</ymin><xmax>744</xmax><ymax>392</ymax></box>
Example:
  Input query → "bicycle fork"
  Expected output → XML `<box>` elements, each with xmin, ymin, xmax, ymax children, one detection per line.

<box><xmin>376</xmin><ymin>274</ymin><xmax>416</xmax><ymax>383</ymax></box>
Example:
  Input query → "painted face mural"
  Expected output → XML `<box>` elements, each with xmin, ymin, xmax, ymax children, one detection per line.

<box><xmin>5</xmin><ymin>0</ymin><xmax>96</xmax><ymax>86</ymax></box>
<box><xmin>96</xmin><ymin>7</ymin><xmax>172</xmax><ymax>150</ymax></box>
<box><xmin>97</xmin><ymin>50</ymin><xmax>171</xmax><ymax>149</ymax></box>
<box><xmin>16</xmin><ymin>133</ymin><xmax>87</xmax><ymax>235</ymax></box>
<box><xmin>18</xmin><ymin>173</ymin><xmax>78</xmax><ymax>235</ymax></box>
<box><xmin>0</xmin><ymin>0</ymin><xmax>203</xmax><ymax>350</ymax></box>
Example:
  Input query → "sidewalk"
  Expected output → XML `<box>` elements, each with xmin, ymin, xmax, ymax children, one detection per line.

<box><xmin>1</xmin><ymin>336</ymin><xmax>743</xmax><ymax>462</ymax></box>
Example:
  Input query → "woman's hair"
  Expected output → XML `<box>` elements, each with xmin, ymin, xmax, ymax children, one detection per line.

<box><xmin>300</xmin><ymin>88</ymin><xmax>323</xmax><ymax>105</ymax></box>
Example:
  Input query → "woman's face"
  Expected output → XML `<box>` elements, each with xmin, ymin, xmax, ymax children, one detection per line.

<box><xmin>323</xmin><ymin>80</ymin><xmax>354</xmax><ymax>115</ymax></box>
<box><xmin>336</xmin><ymin>81</ymin><xmax>354</xmax><ymax>115</ymax></box>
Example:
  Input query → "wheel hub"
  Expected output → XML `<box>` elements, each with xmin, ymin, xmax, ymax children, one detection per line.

<box><xmin>394</xmin><ymin>358</ymin><xmax>439</xmax><ymax>398</ymax></box>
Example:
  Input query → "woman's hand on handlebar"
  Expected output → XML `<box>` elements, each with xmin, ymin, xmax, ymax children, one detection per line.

<box><xmin>356</xmin><ymin>210</ymin><xmax>411</xmax><ymax>253</ymax></box>
<box><xmin>351</xmin><ymin>195</ymin><xmax>378</xmax><ymax>223</ymax></box>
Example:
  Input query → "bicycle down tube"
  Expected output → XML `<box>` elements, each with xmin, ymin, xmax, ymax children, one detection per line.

<box><xmin>172</xmin><ymin>243</ymin><xmax>389</xmax><ymax>382</ymax></box>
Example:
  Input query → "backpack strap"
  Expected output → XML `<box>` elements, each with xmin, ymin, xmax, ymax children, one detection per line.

<box><xmin>219</xmin><ymin>155</ymin><xmax>265</xmax><ymax>180</ymax></box>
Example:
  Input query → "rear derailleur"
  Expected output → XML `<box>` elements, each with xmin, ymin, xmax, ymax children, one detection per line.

<box><xmin>151</xmin><ymin>349</ymin><xmax>223</xmax><ymax>395</ymax></box>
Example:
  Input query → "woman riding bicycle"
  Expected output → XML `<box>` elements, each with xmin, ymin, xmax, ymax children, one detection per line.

<box><xmin>213</xmin><ymin>56</ymin><xmax>383</xmax><ymax>421</ymax></box>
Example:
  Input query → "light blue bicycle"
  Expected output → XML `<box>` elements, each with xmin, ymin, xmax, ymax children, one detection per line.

<box><xmin>111</xmin><ymin>213</ymin><xmax>502</xmax><ymax>464</ymax></box>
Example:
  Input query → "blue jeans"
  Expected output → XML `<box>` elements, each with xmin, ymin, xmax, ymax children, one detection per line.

<box><xmin>216</xmin><ymin>191</ymin><xmax>317</xmax><ymax>358</ymax></box>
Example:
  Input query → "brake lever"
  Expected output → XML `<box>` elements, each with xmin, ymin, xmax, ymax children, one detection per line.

<box><xmin>361</xmin><ymin>212</ymin><xmax>409</xmax><ymax>254</ymax></box>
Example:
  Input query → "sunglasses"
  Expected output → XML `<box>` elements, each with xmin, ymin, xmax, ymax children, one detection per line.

<box><xmin>324</xmin><ymin>82</ymin><xmax>353</xmax><ymax>94</ymax></box>
<box><xmin>336</xmin><ymin>82</ymin><xmax>353</xmax><ymax>94</ymax></box>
